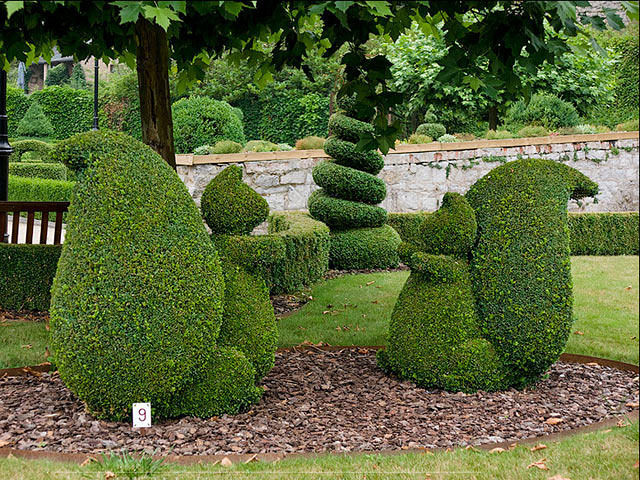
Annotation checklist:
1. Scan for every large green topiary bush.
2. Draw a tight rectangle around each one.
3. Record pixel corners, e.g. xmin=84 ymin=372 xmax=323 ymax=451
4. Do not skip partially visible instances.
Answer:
xmin=380 ymin=159 xmax=599 ymax=392
xmin=16 ymin=102 xmax=54 ymax=138
xmin=203 ymin=166 xmax=278 ymax=380
xmin=308 ymin=101 xmax=400 ymax=269
xmin=172 ymin=96 xmax=245 ymax=153
xmin=50 ymin=130 xmax=262 ymax=421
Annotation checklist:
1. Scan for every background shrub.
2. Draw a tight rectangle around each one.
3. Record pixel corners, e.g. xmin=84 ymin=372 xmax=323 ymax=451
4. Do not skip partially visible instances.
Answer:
xmin=0 ymin=244 xmax=62 ymax=311
xmin=210 ymin=140 xmax=243 ymax=154
xmin=516 ymin=125 xmax=550 ymax=137
xmin=504 ymin=94 xmax=579 ymax=131
xmin=172 ymin=96 xmax=245 ymax=153
xmin=437 ymin=134 xmax=458 ymax=143
xmin=295 ymin=136 xmax=326 ymax=150
xmin=16 ymin=102 xmax=54 ymax=138
xmin=99 ymin=72 xmax=142 ymax=140
xmin=201 ymin=165 xmax=269 ymax=235
xmin=45 ymin=64 xmax=70 ymax=87
xmin=9 ymin=162 xmax=67 ymax=181
xmin=30 ymin=86 xmax=93 ymax=139
xmin=416 ymin=122 xmax=446 ymax=139
xmin=6 ymin=87 xmax=31 ymax=137
xmin=485 ymin=130 xmax=512 ymax=140
xmin=616 ymin=119 xmax=639 ymax=131
xmin=407 ymin=133 xmax=432 ymax=144
xmin=69 ymin=63 xmax=88 ymax=90
xmin=243 ymin=140 xmax=280 ymax=152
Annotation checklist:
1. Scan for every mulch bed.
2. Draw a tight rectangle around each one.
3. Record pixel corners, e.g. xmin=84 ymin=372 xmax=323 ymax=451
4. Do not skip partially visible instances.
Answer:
xmin=0 ymin=349 xmax=637 ymax=456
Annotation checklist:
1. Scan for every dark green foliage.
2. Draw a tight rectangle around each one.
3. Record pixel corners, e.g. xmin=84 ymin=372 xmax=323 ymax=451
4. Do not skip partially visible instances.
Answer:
xmin=16 ymin=102 xmax=54 ymax=138
xmin=466 ymin=158 xmax=598 ymax=384
xmin=323 ymin=137 xmax=384 ymax=175
xmin=99 ymin=72 xmax=142 ymax=140
xmin=266 ymin=212 xmax=330 ymax=293
xmin=6 ymin=87 xmax=31 ymax=137
xmin=50 ymin=130 xmax=125 ymax=172
xmin=210 ymin=140 xmax=243 ymax=154
xmin=389 ymin=211 xmax=640 ymax=257
xmin=8 ymin=176 xmax=75 ymax=203
xmin=9 ymin=162 xmax=67 ymax=181
xmin=201 ymin=165 xmax=269 ymax=235
xmin=69 ymin=63 xmax=88 ymax=90
xmin=503 ymin=94 xmax=579 ymax=131
xmin=45 ymin=64 xmax=70 ymax=87
xmin=416 ymin=122 xmax=446 ymax=139
xmin=172 ymin=96 xmax=245 ymax=154
xmin=170 ymin=347 xmax=262 ymax=418
xmin=49 ymin=131 xmax=261 ymax=421
xmin=329 ymin=225 xmax=401 ymax=270
xmin=308 ymin=189 xmax=387 ymax=230
xmin=419 ymin=193 xmax=476 ymax=257
xmin=312 ymin=161 xmax=386 ymax=205
xmin=216 ymin=263 xmax=278 ymax=380
xmin=328 ymin=114 xmax=374 ymax=143
xmin=8 ymin=139 xmax=53 ymax=163
xmin=30 ymin=86 xmax=93 ymax=139
xmin=569 ymin=212 xmax=639 ymax=255
xmin=0 ymin=244 xmax=62 ymax=311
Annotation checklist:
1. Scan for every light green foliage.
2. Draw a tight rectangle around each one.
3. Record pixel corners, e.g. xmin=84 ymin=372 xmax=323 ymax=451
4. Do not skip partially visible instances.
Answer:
xmin=516 ymin=125 xmax=550 ymax=137
xmin=407 ymin=133 xmax=432 ymax=144
xmin=278 ymin=143 xmax=293 ymax=151
xmin=416 ymin=122 xmax=446 ymax=139
xmin=99 ymin=72 xmax=142 ymax=140
xmin=8 ymin=139 xmax=53 ymax=163
xmin=193 ymin=145 xmax=211 ymax=155
xmin=30 ymin=86 xmax=92 ymax=139
xmin=437 ymin=134 xmax=458 ymax=143
xmin=172 ymin=96 xmax=245 ymax=153
xmin=44 ymin=64 xmax=70 ymax=87
xmin=616 ymin=119 xmax=639 ymax=131
xmin=68 ymin=63 xmax=87 ymax=89
xmin=6 ymin=87 xmax=31 ymax=137
xmin=9 ymin=162 xmax=67 ymax=181
xmin=295 ymin=136 xmax=326 ymax=150
xmin=329 ymin=225 xmax=401 ymax=271
xmin=211 ymin=140 xmax=244 ymax=154
xmin=16 ymin=102 xmax=54 ymax=138
xmin=201 ymin=165 xmax=269 ymax=235
xmin=504 ymin=94 xmax=579 ymax=131
xmin=50 ymin=131 xmax=260 ymax=420
xmin=243 ymin=140 xmax=280 ymax=152
xmin=8 ymin=176 xmax=75 ymax=203
xmin=485 ymin=130 xmax=512 ymax=139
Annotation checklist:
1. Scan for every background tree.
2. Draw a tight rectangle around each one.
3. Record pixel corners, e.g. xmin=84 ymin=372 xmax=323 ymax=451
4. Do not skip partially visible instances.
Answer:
xmin=1 ymin=1 xmax=631 ymax=167
xmin=68 ymin=63 xmax=88 ymax=90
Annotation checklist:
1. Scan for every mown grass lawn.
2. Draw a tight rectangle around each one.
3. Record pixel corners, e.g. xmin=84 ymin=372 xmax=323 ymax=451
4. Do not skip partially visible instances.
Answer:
xmin=0 ymin=255 xmax=638 ymax=479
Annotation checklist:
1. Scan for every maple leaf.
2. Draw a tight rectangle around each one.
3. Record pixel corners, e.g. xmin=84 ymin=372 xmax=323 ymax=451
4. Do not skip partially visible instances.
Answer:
xmin=531 ymin=443 xmax=547 ymax=452
xmin=527 ymin=458 xmax=549 ymax=470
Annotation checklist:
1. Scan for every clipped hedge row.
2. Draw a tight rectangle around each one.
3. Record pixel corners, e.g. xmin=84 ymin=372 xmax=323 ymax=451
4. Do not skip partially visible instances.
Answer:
xmin=9 ymin=163 xmax=68 ymax=181
xmin=8 ymin=176 xmax=75 ymax=203
xmin=0 ymin=244 xmax=62 ymax=311
xmin=30 ymin=86 xmax=93 ymax=140
xmin=388 ymin=211 xmax=639 ymax=256
xmin=8 ymin=139 xmax=54 ymax=163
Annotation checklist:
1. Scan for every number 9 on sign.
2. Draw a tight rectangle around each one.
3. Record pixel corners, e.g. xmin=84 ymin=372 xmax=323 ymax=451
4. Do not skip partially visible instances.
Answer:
xmin=132 ymin=403 xmax=151 ymax=428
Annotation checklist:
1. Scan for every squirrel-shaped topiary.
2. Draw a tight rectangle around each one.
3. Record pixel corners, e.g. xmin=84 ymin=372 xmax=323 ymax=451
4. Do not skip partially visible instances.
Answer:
xmin=379 ymin=158 xmax=599 ymax=391
xmin=308 ymin=95 xmax=400 ymax=269
xmin=201 ymin=165 xmax=278 ymax=380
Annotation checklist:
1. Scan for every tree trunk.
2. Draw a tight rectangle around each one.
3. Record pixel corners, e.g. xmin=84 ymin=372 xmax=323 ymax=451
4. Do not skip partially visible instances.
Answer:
xmin=488 ymin=105 xmax=498 ymax=131
xmin=135 ymin=18 xmax=176 ymax=170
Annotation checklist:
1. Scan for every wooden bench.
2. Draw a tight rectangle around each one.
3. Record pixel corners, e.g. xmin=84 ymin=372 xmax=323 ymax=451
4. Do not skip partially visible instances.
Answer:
xmin=0 ymin=201 xmax=69 ymax=245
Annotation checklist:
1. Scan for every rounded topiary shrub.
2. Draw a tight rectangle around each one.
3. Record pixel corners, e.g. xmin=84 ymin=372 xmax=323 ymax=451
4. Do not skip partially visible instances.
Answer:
xmin=504 ymin=94 xmax=579 ymax=131
xmin=416 ymin=122 xmax=446 ymax=139
xmin=308 ymin=106 xmax=399 ymax=269
xmin=172 ymin=96 xmax=245 ymax=154
xmin=50 ymin=130 xmax=262 ymax=421
xmin=201 ymin=165 xmax=269 ymax=235
xmin=9 ymin=139 xmax=53 ymax=163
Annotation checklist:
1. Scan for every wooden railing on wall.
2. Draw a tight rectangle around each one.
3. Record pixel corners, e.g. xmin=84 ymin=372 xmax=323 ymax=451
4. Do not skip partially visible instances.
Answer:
xmin=0 ymin=201 xmax=69 ymax=245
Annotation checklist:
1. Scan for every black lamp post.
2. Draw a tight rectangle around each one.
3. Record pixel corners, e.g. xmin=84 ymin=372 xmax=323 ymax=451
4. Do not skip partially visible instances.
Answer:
xmin=93 ymin=58 xmax=99 ymax=130
xmin=1 ymin=69 xmax=13 ymax=242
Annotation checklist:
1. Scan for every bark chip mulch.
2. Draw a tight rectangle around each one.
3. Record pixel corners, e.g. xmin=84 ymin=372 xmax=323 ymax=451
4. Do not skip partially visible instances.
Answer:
xmin=0 ymin=349 xmax=637 ymax=456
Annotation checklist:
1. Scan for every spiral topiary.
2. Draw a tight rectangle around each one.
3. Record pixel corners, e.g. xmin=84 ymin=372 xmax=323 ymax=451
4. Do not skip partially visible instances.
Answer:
xmin=308 ymin=96 xmax=400 ymax=269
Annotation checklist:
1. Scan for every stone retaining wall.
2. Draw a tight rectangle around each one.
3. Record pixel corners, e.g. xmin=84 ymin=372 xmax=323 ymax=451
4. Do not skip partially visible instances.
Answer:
xmin=177 ymin=132 xmax=640 ymax=213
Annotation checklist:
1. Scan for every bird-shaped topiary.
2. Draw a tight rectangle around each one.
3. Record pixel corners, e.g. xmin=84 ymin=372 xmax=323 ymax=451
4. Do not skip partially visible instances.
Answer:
xmin=379 ymin=158 xmax=599 ymax=391
xmin=308 ymin=95 xmax=400 ymax=269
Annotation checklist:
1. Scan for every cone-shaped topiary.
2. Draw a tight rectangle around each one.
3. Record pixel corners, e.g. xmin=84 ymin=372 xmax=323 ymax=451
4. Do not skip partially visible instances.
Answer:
xmin=201 ymin=165 xmax=269 ymax=235
xmin=16 ymin=102 xmax=54 ymax=137
xmin=380 ymin=160 xmax=599 ymax=392
xmin=203 ymin=166 xmax=278 ymax=381
xmin=308 ymin=97 xmax=400 ymax=269
xmin=50 ymin=130 xmax=262 ymax=421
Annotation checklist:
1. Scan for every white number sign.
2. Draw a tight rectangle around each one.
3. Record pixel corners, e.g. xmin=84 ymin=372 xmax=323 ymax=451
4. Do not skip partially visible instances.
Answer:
xmin=132 ymin=403 xmax=151 ymax=428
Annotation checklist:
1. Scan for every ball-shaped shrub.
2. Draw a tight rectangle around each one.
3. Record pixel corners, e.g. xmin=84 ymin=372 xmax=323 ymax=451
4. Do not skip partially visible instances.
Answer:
xmin=466 ymin=158 xmax=599 ymax=384
xmin=172 ymin=96 xmax=245 ymax=154
xmin=201 ymin=165 xmax=269 ymax=235
xmin=504 ymin=94 xmax=579 ymax=131
xmin=210 ymin=140 xmax=243 ymax=154
xmin=416 ymin=122 xmax=446 ymax=139
xmin=49 ymin=130 xmax=259 ymax=421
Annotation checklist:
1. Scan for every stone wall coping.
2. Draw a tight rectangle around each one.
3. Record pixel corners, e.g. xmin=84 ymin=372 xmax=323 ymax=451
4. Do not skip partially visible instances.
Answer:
xmin=176 ymin=131 xmax=639 ymax=166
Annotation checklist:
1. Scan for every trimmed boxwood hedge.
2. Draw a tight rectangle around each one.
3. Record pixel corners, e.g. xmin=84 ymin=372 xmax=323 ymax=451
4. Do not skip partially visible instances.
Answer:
xmin=0 ymin=244 xmax=62 ymax=311
xmin=329 ymin=225 xmax=401 ymax=271
xmin=49 ymin=130 xmax=262 ymax=421
xmin=312 ymin=160 xmax=386 ymax=205
xmin=6 ymin=87 xmax=31 ymax=137
xmin=30 ymin=86 xmax=93 ymax=140
xmin=308 ymin=189 xmax=387 ymax=230
xmin=388 ymin=211 xmax=639 ymax=256
xmin=8 ymin=176 xmax=75 ymax=203
xmin=9 ymin=162 xmax=68 ymax=181
xmin=323 ymin=136 xmax=384 ymax=175
xmin=9 ymin=139 xmax=54 ymax=163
